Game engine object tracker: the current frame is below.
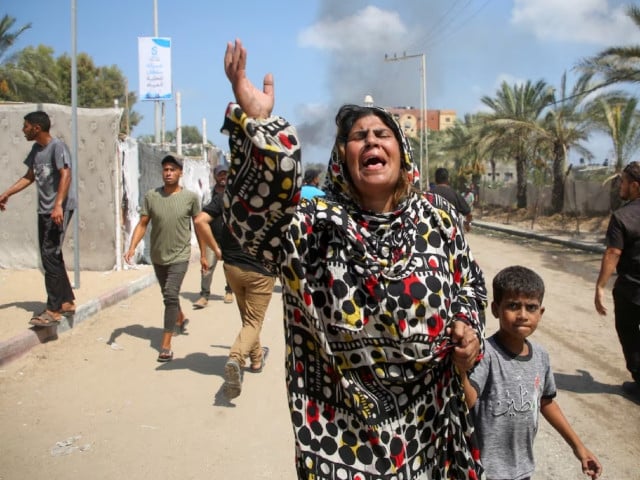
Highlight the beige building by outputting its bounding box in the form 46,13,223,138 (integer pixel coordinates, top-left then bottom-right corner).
386,106,456,140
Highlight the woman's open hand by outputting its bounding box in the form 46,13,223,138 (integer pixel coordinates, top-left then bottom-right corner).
224,39,274,119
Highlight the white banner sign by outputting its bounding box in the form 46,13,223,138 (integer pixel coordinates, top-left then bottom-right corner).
138,37,172,101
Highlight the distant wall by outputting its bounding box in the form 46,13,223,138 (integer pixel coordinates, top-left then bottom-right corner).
0,103,122,270
479,178,611,215
0,103,221,271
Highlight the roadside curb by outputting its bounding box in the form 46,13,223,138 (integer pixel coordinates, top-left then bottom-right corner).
0,272,157,367
473,220,606,254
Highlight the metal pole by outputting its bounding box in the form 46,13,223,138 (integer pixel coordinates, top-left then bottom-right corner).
71,0,80,288
153,0,160,143
384,52,427,189
161,101,166,149
176,91,182,156
124,77,130,135
202,117,207,163
421,54,429,187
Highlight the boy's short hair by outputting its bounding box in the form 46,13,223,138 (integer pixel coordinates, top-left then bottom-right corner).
493,265,545,304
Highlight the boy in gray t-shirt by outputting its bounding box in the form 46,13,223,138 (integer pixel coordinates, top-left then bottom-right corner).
461,266,601,480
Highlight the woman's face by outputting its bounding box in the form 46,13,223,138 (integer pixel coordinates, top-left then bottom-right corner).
344,114,402,212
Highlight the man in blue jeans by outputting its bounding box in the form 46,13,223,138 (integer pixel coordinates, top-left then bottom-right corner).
0,111,77,327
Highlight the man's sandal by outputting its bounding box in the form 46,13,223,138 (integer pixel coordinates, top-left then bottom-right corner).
60,302,76,316
249,346,269,373
157,349,173,362
29,311,61,327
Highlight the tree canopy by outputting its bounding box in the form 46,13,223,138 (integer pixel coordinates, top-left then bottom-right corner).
0,14,140,133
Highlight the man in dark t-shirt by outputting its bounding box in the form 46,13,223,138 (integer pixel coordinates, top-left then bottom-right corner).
595,161,640,399
194,164,233,308
0,111,77,327
429,167,472,231
194,194,275,400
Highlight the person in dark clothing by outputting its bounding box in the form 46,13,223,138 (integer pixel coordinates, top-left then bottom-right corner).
194,193,275,399
194,164,234,308
595,161,640,400
430,167,472,231
0,111,77,327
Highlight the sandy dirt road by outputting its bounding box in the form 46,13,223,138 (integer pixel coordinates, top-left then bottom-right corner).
0,230,638,479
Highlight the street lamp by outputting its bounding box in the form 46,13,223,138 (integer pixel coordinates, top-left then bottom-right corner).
384,52,428,187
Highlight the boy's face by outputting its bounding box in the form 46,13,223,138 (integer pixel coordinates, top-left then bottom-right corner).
491,293,545,342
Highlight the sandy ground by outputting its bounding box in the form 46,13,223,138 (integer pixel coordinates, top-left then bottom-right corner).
0,265,155,342
0,230,638,479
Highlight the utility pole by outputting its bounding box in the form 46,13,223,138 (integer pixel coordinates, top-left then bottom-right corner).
384,52,429,187
153,0,161,144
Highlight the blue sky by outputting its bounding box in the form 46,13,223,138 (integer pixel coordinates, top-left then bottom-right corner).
5,0,640,165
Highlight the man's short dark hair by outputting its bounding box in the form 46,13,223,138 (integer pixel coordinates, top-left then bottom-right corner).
303,169,320,185
24,111,51,132
434,167,449,184
493,265,545,304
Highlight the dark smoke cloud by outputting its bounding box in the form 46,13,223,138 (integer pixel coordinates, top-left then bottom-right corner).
294,1,449,152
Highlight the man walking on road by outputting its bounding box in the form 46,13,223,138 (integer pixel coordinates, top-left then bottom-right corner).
430,167,472,231
194,191,275,399
194,164,234,309
0,111,77,327
595,161,640,400
124,155,205,362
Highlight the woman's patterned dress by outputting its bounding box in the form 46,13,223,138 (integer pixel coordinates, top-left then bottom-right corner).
221,103,487,480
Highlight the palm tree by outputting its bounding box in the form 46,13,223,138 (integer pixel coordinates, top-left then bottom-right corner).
480,80,554,208
536,72,594,213
1,45,61,102
586,94,640,172
585,93,640,210
0,14,31,97
441,114,485,193
0,14,31,63
579,4,640,87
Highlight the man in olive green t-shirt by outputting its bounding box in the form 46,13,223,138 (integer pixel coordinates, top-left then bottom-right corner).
125,155,213,362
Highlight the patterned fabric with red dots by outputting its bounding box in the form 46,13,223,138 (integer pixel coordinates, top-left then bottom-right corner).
221,103,487,479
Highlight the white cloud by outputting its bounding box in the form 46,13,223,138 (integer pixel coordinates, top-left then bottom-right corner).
298,5,410,54
511,0,640,45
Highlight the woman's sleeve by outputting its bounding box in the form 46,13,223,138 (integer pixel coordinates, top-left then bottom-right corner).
456,248,487,353
220,103,303,266
451,228,487,343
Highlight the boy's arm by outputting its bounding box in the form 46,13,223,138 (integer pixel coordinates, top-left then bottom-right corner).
540,398,602,479
459,370,478,409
